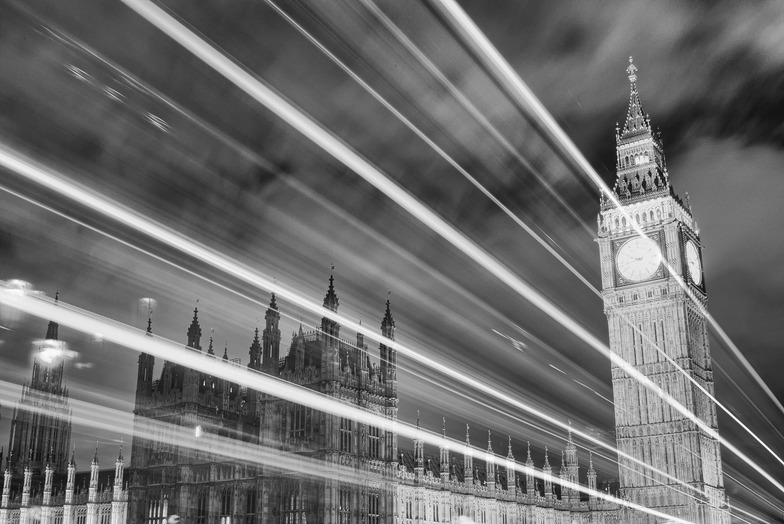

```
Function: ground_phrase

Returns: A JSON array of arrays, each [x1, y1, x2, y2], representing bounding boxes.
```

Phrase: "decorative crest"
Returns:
[[626, 56, 637, 84]]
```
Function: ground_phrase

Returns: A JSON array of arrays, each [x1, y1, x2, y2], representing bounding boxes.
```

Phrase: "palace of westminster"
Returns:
[[0, 60, 732, 523]]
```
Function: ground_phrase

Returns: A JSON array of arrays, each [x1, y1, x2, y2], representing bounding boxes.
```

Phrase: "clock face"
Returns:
[[685, 240, 702, 285], [616, 237, 662, 282]]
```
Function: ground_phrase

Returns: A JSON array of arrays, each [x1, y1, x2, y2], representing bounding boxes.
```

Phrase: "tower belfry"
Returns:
[[597, 58, 730, 524]]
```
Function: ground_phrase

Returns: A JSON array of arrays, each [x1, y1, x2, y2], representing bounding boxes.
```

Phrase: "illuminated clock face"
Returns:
[[685, 240, 702, 285], [616, 237, 661, 282]]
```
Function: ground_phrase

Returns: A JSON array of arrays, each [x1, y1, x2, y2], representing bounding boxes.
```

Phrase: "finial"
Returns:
[[416, 410, 420, 430], [626, 55, 637, 84], [508, 436, 513, 456], [544, 446, 550, 467], [589, 451, 594, 469], [442, 417, 446, 438], [568, 419, 573, 441], [466, 424, 470, 445], [359, 315, 362, 327], [487, 430, 492, 451], [223, 343, 229, 361], [69, 444, 76, 467], [93, 441, 99, 463], [208, 329, 215, 355], [55, 287, 60, 304], [269, 292, 278, 310], [118, 439, 124, 462], [526, 441, 532, 461]]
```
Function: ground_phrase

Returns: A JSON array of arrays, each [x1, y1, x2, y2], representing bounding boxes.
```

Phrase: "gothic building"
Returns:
[[128, 273, 399, 524], [0, 58, 735, 524], [0, 316, 129, 524], [597, 57, 730, 524]]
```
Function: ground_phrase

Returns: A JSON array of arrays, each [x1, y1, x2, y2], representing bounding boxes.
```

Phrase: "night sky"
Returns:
[[1, 0, 783, 520]]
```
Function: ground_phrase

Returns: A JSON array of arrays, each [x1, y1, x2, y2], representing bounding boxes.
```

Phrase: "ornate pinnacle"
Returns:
[[416, 410, 420, 430], [508, 436, 513, 457], [626, 56, 637, 84], [526, 441, 532, 462], [442, 417, 446, 438], [465, 424, 470, 446], [487, 430, 492, 452]]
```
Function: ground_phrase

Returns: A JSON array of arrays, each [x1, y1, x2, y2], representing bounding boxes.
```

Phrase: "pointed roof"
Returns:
[[487, 430, 493, 453], [543, 446, 551, 469], [222, 344, 229, 361], [249, 327, 261, 352], [620, 56, 651, 139], [323, 269, 339, 312], [93, 442, 99, 464], [381, 297, 395, 333], [207, 331, 215, 356], [269, 293, 278, 311], [525, 441, 533, 465], [588, 451, 596, 475], [187, 306, 202, 349], [117, 441, 124, 462], [507, 436, 514, 459], [465, 424, 471, 446], [69, 446, 76, 468]]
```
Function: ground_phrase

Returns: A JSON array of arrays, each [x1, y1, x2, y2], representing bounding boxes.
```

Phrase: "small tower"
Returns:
[[587, 452, 597, 504], [485, 431, 495, 491], [43, 454, 54, 506], [186, 306, 202, 350], [89, 444, 100, 503], [379, 296, 396, 393], [22, 459, 32, 507], [2, 454, 13, 508], [413, 412, 425, 482], [506, 437, 516, 497], [543, 447, 553, 500], [525, 442, 535, 497], [248, 327, 262, 371], [65, 449, 76, 505], [558, 451, 567, 501], [114, 443, 124, 500], [464, 425, 473, 488], [565, 424, 580, 504], [261, 294, 281, 374], [439, 418, 449, 483]]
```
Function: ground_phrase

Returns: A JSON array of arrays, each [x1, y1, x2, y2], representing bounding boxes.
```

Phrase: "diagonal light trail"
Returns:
[[426, 0, 784, 424], [0, 143, 700, 501], [116, 0, 784, 503], [265, 0, 784, 478], [0, 288, 698, 524]]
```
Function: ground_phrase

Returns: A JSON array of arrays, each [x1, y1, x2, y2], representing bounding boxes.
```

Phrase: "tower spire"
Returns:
[[187, 302, 202, 349], [323, 265, 339, 312]]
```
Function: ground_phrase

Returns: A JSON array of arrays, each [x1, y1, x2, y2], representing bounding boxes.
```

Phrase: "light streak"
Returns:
[[0, 124, 707, 506], [5, 0, 778, 513], [427, 0, 784, 426], [265, 0, 599, 295], [0, 289, 701, 524], [4, 0, 776, 504]]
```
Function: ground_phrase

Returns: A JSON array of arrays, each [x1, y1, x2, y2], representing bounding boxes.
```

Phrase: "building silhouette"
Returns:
[[597, 57, 730, 523]]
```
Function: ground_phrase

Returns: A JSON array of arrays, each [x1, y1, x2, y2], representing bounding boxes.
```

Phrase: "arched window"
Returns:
[[246, 489, 257, 524], [196, 491, 208, 524], [220, 489, 232, 524]]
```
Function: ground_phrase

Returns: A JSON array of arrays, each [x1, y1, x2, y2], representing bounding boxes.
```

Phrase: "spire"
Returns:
[[465, 424, 470, 447], [69, 445, 76, 468], [543, 446, 550, 468], [487, 430, 493, 453], [269, 292, 278, 310], [588, 452, 595, 474], [416, 410, 420, 430], [249, 327, 262, 370], [187, 304, 202, 349], [323, 265, 339, 312], [621, 56, 650, 138], [442, 417, 446, 438], [222, 344, 229, 361], [117, 440, 123, 462], [526, 441, 532, 463], [93, 442, 99, 464], [381, 293, 395, 340], [207, 329, 215, 355], [507, 436, 514, 459]]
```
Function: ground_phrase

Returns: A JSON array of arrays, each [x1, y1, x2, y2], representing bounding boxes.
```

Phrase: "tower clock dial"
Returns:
[[616, 236, 661, 282], [685, 240, 702, 285]]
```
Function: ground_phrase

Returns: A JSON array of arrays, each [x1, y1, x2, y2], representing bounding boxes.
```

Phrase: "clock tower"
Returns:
[[597, 57, 730, 524]]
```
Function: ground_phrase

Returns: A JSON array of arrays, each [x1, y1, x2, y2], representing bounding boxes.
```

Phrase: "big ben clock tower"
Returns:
[[597, 58, 731, 524]]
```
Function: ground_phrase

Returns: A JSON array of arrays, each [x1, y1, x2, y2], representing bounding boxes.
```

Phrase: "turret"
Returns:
[[89, 445, 100, 503], [463, 425, 473, 488], [413, 412, 424, 481], [248, 328, 262, 371], [525, 442, 535, 497], [43, 454, 54, 505], [506, 437, 516, 497], [379, 298, 396, 392], [114, 444, 124, 499], [439, 418, 449, 483], [2, 455, 12, 508], [587, 452, 597, 503], [262, 294, 281, 374], [543, 447, 553, 500], [22, 460, 32, 506], [565, 424, 580, 504], [187, 307, 202, 350], [65, 449, 76, 505], [485, 431, 495, 491]]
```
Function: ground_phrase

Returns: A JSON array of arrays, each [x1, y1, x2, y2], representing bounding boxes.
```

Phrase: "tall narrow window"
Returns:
[[196, 491, 208, 524], [245, 489, 257, 524], [339, 489, 351, 524], [367, 492, 379, 524], [340, 417, 352, 453], [368, 426, 381, 459], [220, 489, 232, 524]]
